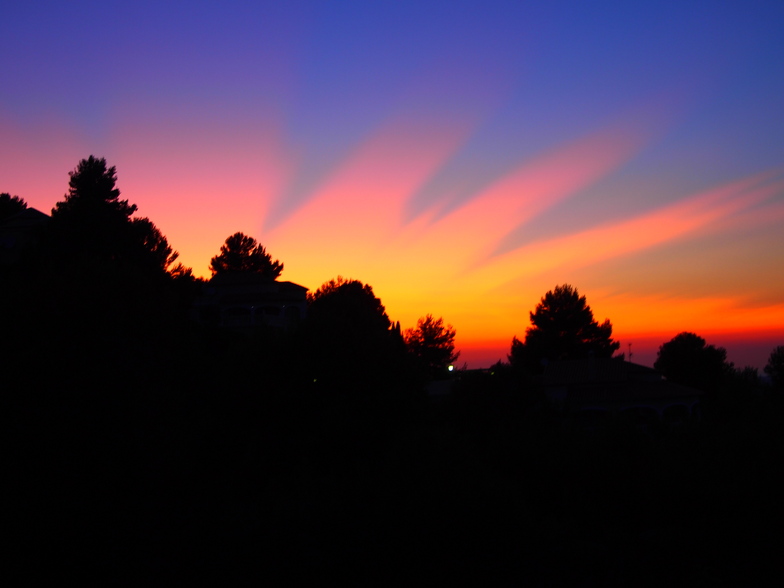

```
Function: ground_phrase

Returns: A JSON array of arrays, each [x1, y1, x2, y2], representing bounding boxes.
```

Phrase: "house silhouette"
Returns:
[[541, 357, 703, 429], [193, 272, 308, 331], [0, 207, 49, 266]]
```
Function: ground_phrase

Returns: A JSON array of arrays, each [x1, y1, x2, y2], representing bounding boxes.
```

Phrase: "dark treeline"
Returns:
[[4, 159, 784, 583]]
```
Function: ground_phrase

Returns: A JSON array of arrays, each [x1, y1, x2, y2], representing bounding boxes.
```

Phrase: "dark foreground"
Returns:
[[9, 355, 784, 585]]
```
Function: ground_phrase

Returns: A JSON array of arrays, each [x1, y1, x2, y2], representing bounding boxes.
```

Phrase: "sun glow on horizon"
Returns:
[[3, 2, 783, 369]]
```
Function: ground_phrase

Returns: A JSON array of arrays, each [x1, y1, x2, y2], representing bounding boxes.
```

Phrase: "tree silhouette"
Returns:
[[0, 193, 27, 221], [209, 232, 283, 278], [53, 155, 136, 220], [765, 345, 784, 390], [44, 156, 181, 286], [307, 276, 392, 335], [303, 277, 404, 388], [48, 156, 161, 270], [404, 314, 459, 375], [654, 332, 731, 392], [131, 217, 179, 272], [509, 284, 619, 373]]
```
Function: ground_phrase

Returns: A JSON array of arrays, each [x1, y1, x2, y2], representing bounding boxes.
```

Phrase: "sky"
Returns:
[[2, 0, 783, 369]]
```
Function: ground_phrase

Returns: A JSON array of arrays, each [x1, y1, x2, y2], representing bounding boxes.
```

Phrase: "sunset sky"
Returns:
[[2, 1, 783, 369]]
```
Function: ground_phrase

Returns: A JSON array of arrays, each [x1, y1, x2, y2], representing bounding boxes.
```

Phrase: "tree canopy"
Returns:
[[509, 284, 619, 373], [404, 314, 459, 375], [209, 232, 283, 278], [48, 156, 179, 276], [52, 155, 136, 220], [654, 332, 731, 392], [303, 277, 404, 389], [131, 217, 180, 272], [307, 276, 391, 333], [0, 193, 27, 221]]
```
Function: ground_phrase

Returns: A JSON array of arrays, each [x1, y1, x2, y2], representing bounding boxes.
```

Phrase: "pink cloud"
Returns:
[[474, 171, 783, 291], [268, 115, 474, 248]]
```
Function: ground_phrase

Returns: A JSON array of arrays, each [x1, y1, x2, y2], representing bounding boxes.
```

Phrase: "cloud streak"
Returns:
[[266, 114, 473, 284], [467, 171, 784, 293]]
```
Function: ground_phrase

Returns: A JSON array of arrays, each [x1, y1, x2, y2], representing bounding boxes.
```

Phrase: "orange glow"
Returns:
[[467, 173, 783, 292], [352, 125, 652, 332], [266, 115, 474, 291], [4, 109, 782, 371], [111, 117, 298, 278], [396, 124, 647, 266], [606, 293, 784, 335]]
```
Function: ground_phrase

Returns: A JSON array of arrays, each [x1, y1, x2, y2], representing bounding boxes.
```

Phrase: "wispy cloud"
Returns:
[[467, 171, 783, 293], [605, 291, 784, 335], [266, 115, 472, 281], [401, 123, 650, 276]]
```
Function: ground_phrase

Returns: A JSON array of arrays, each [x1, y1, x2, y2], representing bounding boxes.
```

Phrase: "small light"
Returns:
[[448, 365, 454, 372]]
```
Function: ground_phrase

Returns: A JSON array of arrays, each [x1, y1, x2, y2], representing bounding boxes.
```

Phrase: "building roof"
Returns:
[[542, 357, 661, 385], [0, 207, 50, 264], [541, 358, 703, 410], [0, 207, 50, 229], [198, 272, 308, 306]]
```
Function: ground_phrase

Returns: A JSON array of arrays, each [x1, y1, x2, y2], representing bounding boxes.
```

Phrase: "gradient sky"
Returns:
[[2, 1, 783, 369]]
